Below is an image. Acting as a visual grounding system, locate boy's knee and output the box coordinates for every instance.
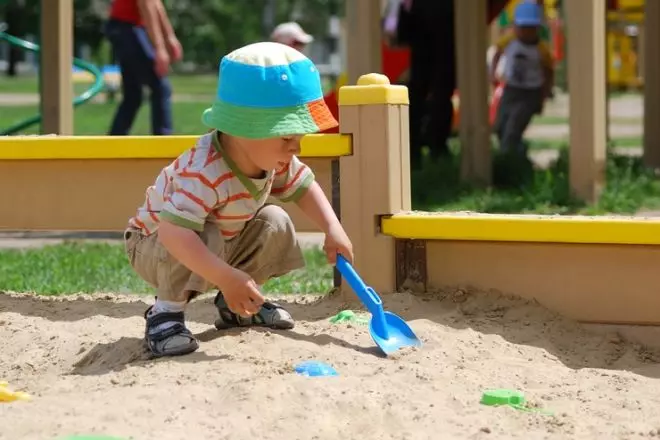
[254,204,296,236]
[251,204,301,259]
[235,205,304,284]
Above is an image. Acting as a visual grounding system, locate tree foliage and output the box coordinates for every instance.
[1,0,343,71]
[163,0,343,69]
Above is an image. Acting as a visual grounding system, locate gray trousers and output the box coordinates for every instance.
[495,85,544,155]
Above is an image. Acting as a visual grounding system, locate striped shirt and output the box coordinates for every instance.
[128,131,315,239]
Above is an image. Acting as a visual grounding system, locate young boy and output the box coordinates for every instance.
[124,42,354,358]
[490,1,554,156]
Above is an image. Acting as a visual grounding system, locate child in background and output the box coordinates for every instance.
[490,1,554,156]
[123,42,354,358]
[270,22,314,53]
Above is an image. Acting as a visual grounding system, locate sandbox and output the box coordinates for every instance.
[3,74,659,328]
[2,291,660,440]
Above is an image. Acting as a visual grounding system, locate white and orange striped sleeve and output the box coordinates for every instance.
[270,156,315,203]
[160,149,221,232]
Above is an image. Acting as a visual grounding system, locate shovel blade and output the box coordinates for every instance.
[370,311,422,355]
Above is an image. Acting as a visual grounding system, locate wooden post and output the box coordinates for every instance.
[338,73,411,295]
[643,1,660,169]
[40,0,74,135]
[345,0,382,86]
[565,0,607,203]
[455,0,492,186]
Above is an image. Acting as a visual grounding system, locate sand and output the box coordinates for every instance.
[2,289,660,440]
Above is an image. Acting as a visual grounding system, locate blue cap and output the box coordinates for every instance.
[514,1,543,26]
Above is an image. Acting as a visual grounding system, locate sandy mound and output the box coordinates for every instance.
[2,289,660,440]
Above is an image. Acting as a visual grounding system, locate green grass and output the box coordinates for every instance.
[0,76,336,135]
[0,73,218,96]
[0,73,336,96]
[533,115,643,126]
[0,241,333,296]
[412,147,660,215]
[527,137,642,150]
[0,101,209,135]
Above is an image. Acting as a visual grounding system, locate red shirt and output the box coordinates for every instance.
[109,0,142,26]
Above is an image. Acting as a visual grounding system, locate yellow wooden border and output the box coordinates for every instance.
[0,133,352,160]
[380,213,660,245]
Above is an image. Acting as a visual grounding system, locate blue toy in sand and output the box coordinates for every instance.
[294,360,339,377]
[335,255,422,355]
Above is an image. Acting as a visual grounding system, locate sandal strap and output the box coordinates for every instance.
[218,307,244,326]
[146,311,191,342]
[149,322,192,342]
[262,301,285,311]
[147,310,185,326]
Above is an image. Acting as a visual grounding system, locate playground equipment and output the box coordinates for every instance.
[0,132,349,233]
[606,0,645,89]
[0,26,105,135]
[539,0,646,90]
[72,64,122,101]
[2,73,660,327]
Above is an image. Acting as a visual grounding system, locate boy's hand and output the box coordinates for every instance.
[218,268,265,318]
[293,181,353,264]
[323,223,354,265]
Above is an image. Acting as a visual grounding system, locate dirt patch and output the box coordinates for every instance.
[1,289,660,440]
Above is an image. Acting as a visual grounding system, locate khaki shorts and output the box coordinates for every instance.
[124,204,305,302]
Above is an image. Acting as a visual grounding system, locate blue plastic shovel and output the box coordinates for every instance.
[335,254,422,355]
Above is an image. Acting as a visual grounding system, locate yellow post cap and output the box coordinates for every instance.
[357,73,390,86]
[338,72,409,106]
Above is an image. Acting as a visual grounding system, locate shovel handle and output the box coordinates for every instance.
[336,254,384,316]
[336,255,391,340]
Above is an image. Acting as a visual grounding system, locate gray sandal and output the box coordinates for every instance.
[144,307,199,357]
[213,292,295,330]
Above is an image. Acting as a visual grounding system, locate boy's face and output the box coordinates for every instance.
[515,25,539,44]
[246,135,303,171]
